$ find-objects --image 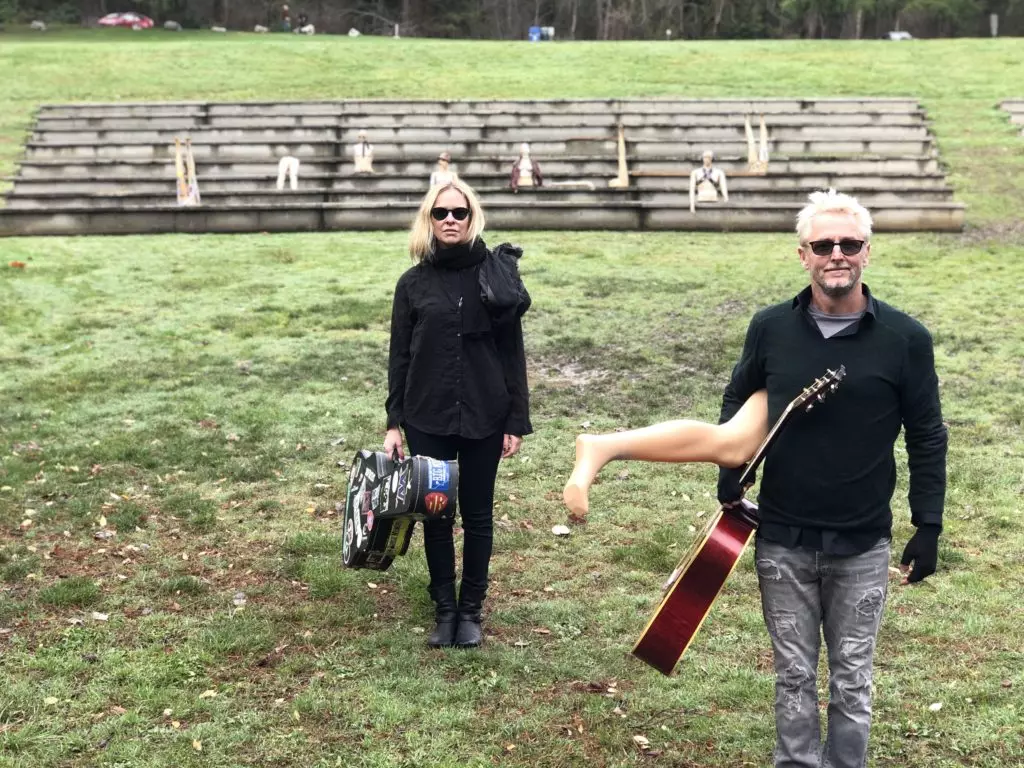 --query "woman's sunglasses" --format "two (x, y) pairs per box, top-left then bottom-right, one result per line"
(806, 238), (866, 257)
(430, 207), (471, 222)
